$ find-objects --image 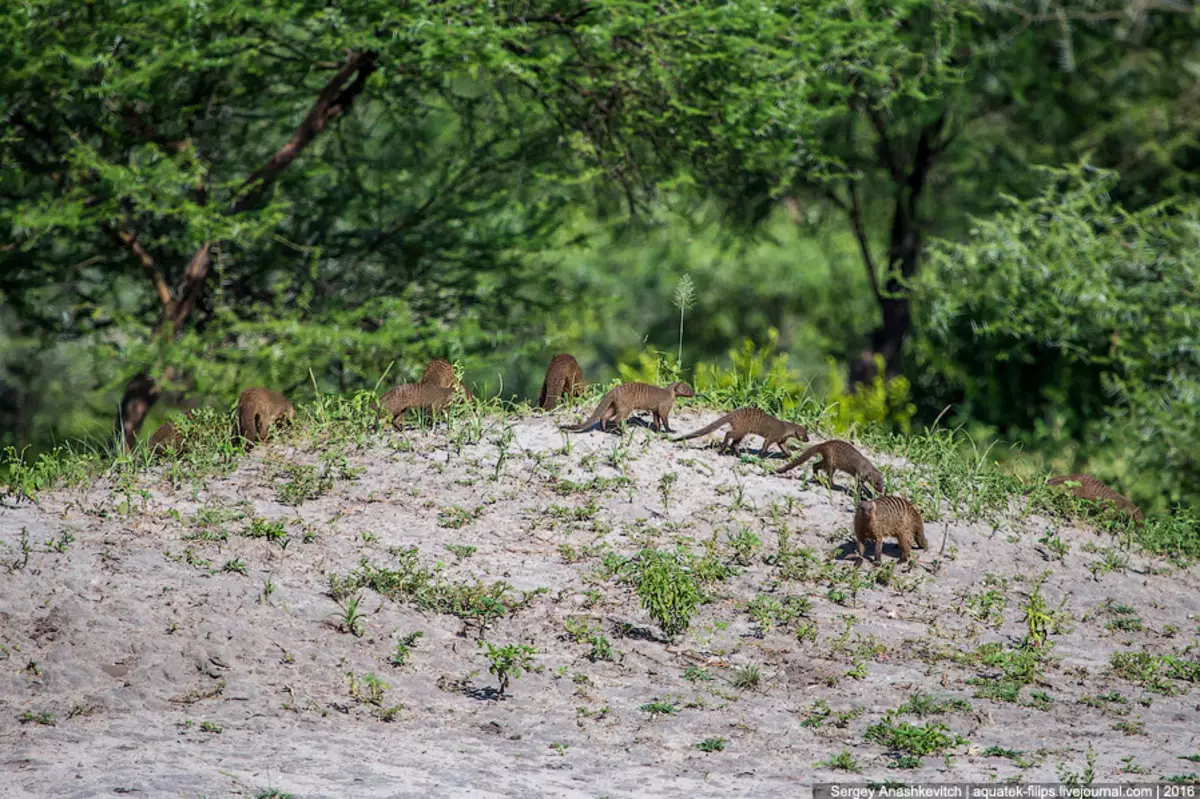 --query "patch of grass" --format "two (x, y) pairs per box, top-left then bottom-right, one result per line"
(329, 548), (544, 635)
(864, 716), (967, 756)
(745, 594), (812, 637)
(897, 692), (972, 717)
(731, 663), (761, 691)
(438, 505), (481, 529)
(18, 710), (56, 726)
(445, 543), (477, 561)
(816, 750), (862, 773)
(245, 516), (288, 543)
(274, 462), (334, 506)
(695, 737), (727, 752)
(625, 548), (703, 641)
(388, 631), (424, 667)
(639, 701), (679, 717)
(1110, 650), (1200, 696)
(479, 641), (538, 697)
